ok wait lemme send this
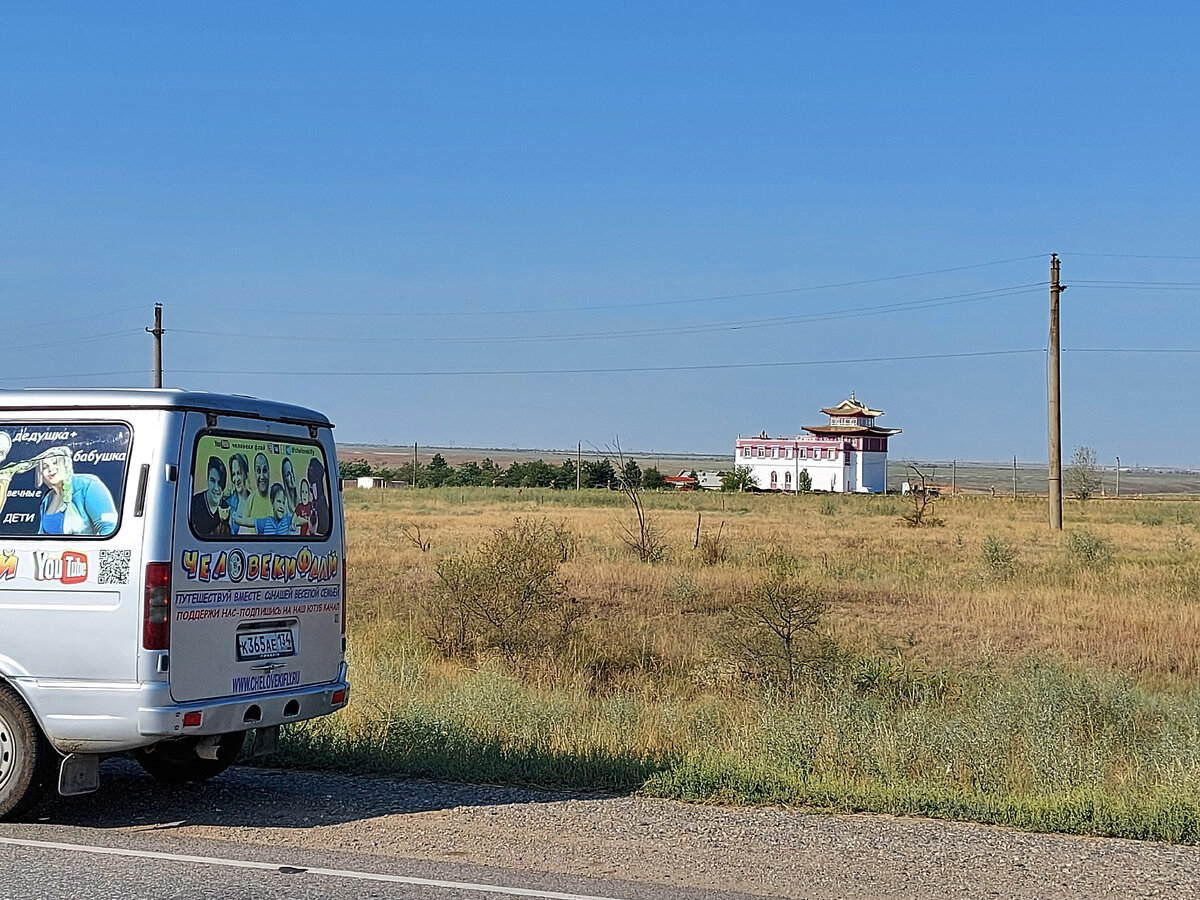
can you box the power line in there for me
[1067,283,1200,291]
[28,346,1200,383]
[8,370,149,382]
[1060,252,1200,260]
[174,283,1044,346]
[0,306,145,338]
[2,329,144,356]
[162,348,1044,379]
[1064,347,1200,354]
[193,254,1049,319]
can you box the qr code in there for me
[98,549,132,585]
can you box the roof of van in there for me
[0,389,332,427]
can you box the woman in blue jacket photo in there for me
[36,446,119,536]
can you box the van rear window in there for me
[0,423,131,537]
[190,434,332,540]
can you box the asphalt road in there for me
[0,760,759,900]
[0,832,754,900]
[4,758,1199,899]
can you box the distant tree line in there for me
[339,454,669,490]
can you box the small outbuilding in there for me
[664,470,724,491]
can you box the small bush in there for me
[422,517,582,659]
[863,497,901,517]
[899,473,944,528]
[847,654,958,707]
[1138,509,1165,527]
[696,527,728,566]
[729,551,830,695]
[1067,528,1114,570]
[980,534,1017,581]
[817,497,837,517]
[667,574,699,605]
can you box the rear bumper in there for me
[139,665,350,738]
[22,662,349,755]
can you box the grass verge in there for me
[271,655,1200,843]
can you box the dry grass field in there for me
[280,487,1200,842]
[344,487,1200,686]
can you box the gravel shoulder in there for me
[24,761,1200,899]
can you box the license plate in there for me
[237,630,296,661]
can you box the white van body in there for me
[0,389,349,818]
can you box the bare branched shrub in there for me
[422,517,582,659]
[729,551,831,695]
[402,523,432,552]
[613,438,666,563]
[900,466,945,528]
[696,519,727,566]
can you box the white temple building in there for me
[734,395,901,493]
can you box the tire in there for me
[132,732,245,784]
[0,684,53,821]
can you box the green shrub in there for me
[1067,529,1114,570]
[981,534,1017,581]
[668,574,699,604]
[730,551,830,695]
[422,517,581,659]
[1138,509,1166,527]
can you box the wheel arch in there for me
[0,678,57,819]
[0,674,55,751]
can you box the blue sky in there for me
[2,3,1198,466]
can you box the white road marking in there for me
[0,837,630,900]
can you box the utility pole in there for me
[1048,254,1065,529]
[412,442,417,488]
[146,303,164,388]
[577,442,581,490]
[951,459,956,496]
[1013,455,1018,498]
[1115,456,1121,499]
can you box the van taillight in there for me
[143,562,171,650]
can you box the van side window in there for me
[0,423,131,538]
[191,433,332,540]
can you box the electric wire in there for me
[4,329,144,356]
[12,370,150,382]
[23,347,1200,383]
[1070,281,1200,289]
[173,284,1044,346]
[160,348,1044,379]
[1,305,146,338]
[192,254,1049,319]
[1064,347,1200,354]
[1059,252,1200,260]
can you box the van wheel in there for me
[0,684,53,821]
[133,733,245,784]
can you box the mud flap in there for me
[58,754,100,796]
[248,725,279,758]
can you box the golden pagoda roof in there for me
[819,395,884,418]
